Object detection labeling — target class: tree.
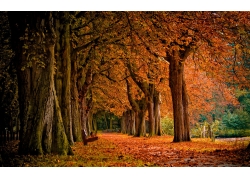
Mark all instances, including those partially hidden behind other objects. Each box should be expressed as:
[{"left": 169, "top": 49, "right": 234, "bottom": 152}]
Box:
[
  {"left": 126, "top": 78, "right": 147, "bottom": 136},
  {"left": 55, "top": 12, "right": 74, "bottom": 145},
  {"left": 72, "top": 12, "right": 129, "bottom": 137},
  {"left": 0, "top": 12, "right": 19, "bottom": 137},
  {"left": 125, "top": 12, "right": 250, "bottom": 142},
  {"left": 8, "top": 12, "right": 72, "bottom": 155}
]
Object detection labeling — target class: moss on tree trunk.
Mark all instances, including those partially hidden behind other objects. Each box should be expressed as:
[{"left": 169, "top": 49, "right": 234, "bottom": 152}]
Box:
[
  {"left": 8, "top": 12, "right": 72, "bottom": 155},
  {"left": 55, "top": 12, "right": 74, "bottom": 145}
]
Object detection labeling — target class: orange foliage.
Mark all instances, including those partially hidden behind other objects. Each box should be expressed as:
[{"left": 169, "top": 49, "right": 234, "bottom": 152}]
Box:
[
  {"left": 185, "top": 60, "right": 239, "bottom": 123},
  {"left": 81, "top": 12, "right": 250, "bottom": 125}
]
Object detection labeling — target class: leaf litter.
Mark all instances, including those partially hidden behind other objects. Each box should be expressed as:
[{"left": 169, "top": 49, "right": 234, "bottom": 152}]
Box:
[{"left": 0, "top": 133, "right": 250, "bottom": 167}]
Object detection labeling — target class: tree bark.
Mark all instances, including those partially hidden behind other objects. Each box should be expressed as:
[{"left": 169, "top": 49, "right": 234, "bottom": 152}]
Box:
[
  {"left": 134, "top": 111, "right": 139, "bottom": 135},
  {"left": 71, "top": 51, "right": 82, "bottom": 142},
  {"left": 55, "top": 12, "right": 74, "bottom": 145},
  {"left": 125, "top": 110, "right": 132, "bottom": 135},
  {"left": 154, "top": 91, "right": 162, "bottom": 136},
  {"left": 182, "top": 74, "right": 191, "bottom": 141},
  {"left": 8, "top": 12, "right": 72, "bottom": 155},
  {"left": 121, "top": 112, "right": 127, "bottom": 134},
  {"left": 78, "top": 66, "right": 92, "bottom": 136},
  {"left": 130, "top": 110, "right": 136, "bottom": 135},
  {"left": 147, "top": 83, "right": 155, "bottom": 137},
  {"left": 168, "top": 49, "right": 191, "bottom": 142},
  {"left": 127, "top": 63, "right": 157, "bottom": 136},
  {"left": 147, "top": 97, "right": 155, "bottom": 136},
  {"left": 137, "top": 106, "right": 147, "bottom": 137},
  {"left": 87, "top": 109, "right": 94, "bottom": 133},
  {"left": 126, "top": 79, "right": 146, "bottom": 136}
]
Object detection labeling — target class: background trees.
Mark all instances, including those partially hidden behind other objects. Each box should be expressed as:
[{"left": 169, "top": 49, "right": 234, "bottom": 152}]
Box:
[{"left": 0, "top": 12, "right": 19, "bottom": 139}]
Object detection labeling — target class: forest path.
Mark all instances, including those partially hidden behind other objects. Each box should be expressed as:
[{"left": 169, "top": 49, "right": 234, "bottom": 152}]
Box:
[
  {"left": 99, "top": 133, "right": 250, "bottom": 167},
  {"left": 1, "top": 133, "right": 250, "bottom": 167}
]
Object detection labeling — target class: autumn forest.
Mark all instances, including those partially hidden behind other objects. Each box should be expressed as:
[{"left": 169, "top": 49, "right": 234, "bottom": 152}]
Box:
[{"left": 1, "top": 11, "right": 250, "bottom": 167}]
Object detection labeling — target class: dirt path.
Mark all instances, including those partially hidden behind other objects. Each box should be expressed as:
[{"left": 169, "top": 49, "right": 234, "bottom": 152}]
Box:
[
  {"left": 216, "top": 137, "right": 250, "bottom": 142},
  {"left": 100, "top": 133, "right": 250, "bottom": 167}
]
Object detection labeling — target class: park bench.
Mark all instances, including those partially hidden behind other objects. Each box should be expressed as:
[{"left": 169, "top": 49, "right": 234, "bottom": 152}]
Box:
[{"left": 82, "top": 130, "right": 98, "bottom": 146}]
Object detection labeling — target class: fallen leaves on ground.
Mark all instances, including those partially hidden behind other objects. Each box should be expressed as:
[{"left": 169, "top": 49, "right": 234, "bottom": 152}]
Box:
[
  {"left": 100, "top": 133, "right": 250, "bottom": 167},
  {"left": 1, "top": 133, "right": 250, "bottom": 167}
]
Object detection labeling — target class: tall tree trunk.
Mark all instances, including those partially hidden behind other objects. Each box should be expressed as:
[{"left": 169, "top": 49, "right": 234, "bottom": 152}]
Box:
[
  {"left": 87, "top": 109, "right": 94, "bottom": 133},
  {"left": 71, "top": 51, "right": 82, "bottom": 142},
  {"left": 137, "top": 108, "right": 146, "bottom": 137},
  {"left": 125, "top": 79, "right": 146, "bottom": 136},
  {"left": 147, "top": 83, "right": 155, "bottom": 137},
  {"left": 78, "top": 66, "right": 92, "bottom": 136},
  {"left": 130, "top": 110, "right": 136, "bottom": 135},
  {"left": 55, "top": 12, "right": 74, "bottom": 145},
  {"left": 154, "top": 91, "right": 162, "bottom": 136},
  {"left": 134, "top": 111, "right": 139, "bottom": 135},
  {"left": 8, "top": 12, "right": 72, "bottom": 155},
  {"left": 52, "top": 85, "right": 73, "bottom": 155},
  {"left": 125, "top": 110, "right": 131, "bottom": 134},
  {"left": 84, "top": 87, "right": 93, "bottom": 135},
  {"left": 168, "top": 49, "right": 191, "bottom": 142},
  {"left": 127, "top": 63, "right": 156, "bottom": 136},
  {"left": 182, "top": 78, "right": 191, "bottom": 141},
  {"left": 147, "top": 97, "right": 155, "bottom": 136},
  {"left": 80, "top": 97, "right": 88, "bottom": 134}
]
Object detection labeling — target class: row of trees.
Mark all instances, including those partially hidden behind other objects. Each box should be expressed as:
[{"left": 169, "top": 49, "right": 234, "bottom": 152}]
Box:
[
  {"left": 0, "top": 12, "right": 19, "bottom": 134},
  {"left": 1, "top": 12, "right": 250, "bottom": 155}
]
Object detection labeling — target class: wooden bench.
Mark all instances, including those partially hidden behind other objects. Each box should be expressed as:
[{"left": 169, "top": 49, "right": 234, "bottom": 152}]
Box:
[{"left": 82, "top": 130, "right": 98, "bottom": 146}]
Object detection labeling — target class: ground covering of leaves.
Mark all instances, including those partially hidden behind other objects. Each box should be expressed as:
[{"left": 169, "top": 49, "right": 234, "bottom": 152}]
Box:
[{"left": 1, "top": 133, "right": 250, "bottom": 167}]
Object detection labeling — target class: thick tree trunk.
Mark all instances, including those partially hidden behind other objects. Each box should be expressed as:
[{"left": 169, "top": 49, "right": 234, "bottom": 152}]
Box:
[
  {"left": 55, "top": 12, "right": 74, "bottom": 145},
  {"left": 125, "top": 110, "right": 134, "bottom": 135},
  {"left": 52, "top": 85, "right": 73, "bottom": 155},
  {"left": 137, "top": 109, "right": 146, "bottom": 137},
  {"left": 8, "top": 12, "right": 72, "bottom": 155},
  {"left": 134, "top": 111, "right": 139, "bottom": 135},
  {"left": 182, "top": 69, "right": 191, "bottom": 141},
  {"left": 168, "top": 50, "right": 191, "bottom": 142},
  {"left": 125, "top": 111, "right": 130, "bottom": 133},
  {"left": 147, "top": 98, "right": 155, "bottom": 137}
]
